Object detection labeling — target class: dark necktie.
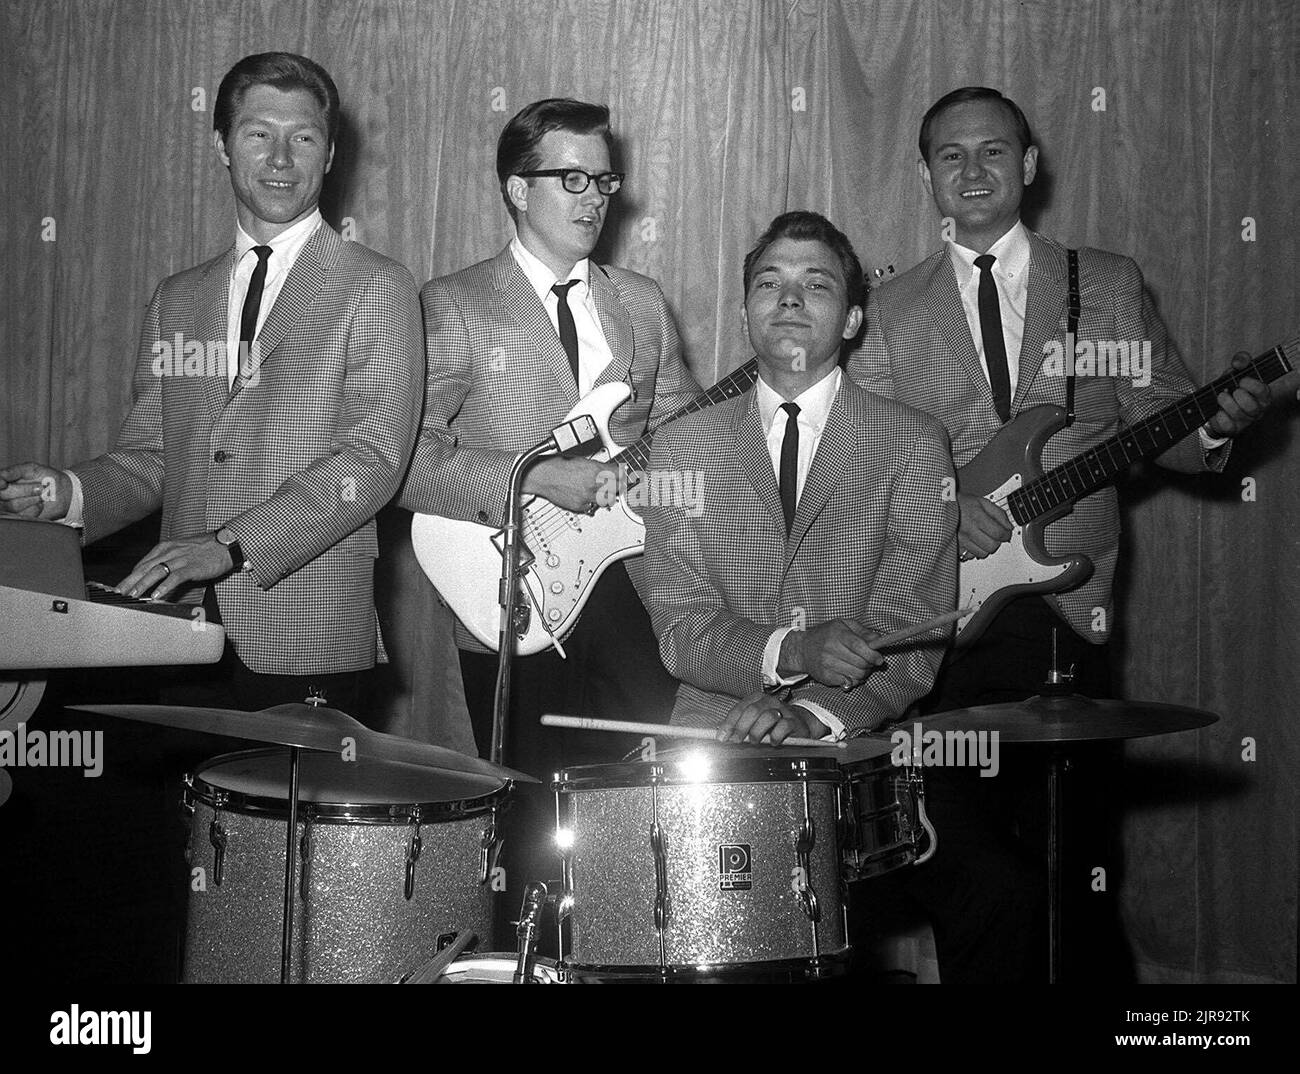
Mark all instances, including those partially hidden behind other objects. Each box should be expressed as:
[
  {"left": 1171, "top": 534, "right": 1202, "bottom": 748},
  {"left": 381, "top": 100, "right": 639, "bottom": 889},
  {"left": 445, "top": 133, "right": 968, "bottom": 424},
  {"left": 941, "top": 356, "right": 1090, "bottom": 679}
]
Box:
[
  {"left": 552, "top": 280, "right": 581, "bottom": 385},
  {"left": 240, "top": 245, "right": 273, "bottom": 345},
  {"left": 779, "top": 402, "right": 801, "bottom": 533},
  {"left": 974, "top": 253, "right": 1011, "bottom": 422}
]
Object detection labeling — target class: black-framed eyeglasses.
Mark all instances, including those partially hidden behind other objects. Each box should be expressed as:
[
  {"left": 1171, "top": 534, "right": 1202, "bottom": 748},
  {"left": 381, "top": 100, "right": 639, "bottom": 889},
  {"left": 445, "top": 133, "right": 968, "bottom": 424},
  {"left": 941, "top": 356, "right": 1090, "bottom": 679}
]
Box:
[{"left": 515, "top": 169, "right": 624, "bottom": 195}]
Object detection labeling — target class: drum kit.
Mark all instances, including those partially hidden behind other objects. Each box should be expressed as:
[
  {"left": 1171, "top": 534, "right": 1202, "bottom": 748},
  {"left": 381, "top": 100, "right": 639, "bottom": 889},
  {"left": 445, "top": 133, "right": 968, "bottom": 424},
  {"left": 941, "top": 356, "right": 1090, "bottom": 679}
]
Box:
[{"left": 73, "top": 689, "right": 1214, "bottom": 984}]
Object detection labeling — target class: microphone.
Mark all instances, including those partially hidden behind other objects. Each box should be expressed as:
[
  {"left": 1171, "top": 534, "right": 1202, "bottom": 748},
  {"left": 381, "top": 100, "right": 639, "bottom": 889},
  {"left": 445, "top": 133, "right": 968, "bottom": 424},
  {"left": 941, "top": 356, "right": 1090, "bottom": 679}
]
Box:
[{"left": 547, "top": 415, "right": 600, "bottom": 456}]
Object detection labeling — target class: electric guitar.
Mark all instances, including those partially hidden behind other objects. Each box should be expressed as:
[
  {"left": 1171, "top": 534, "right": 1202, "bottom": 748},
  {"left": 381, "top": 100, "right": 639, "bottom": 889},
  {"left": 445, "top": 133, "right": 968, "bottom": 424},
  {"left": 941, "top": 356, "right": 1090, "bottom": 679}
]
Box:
[
  {"left": 955, "top": 338, "right": 1297, "bottom": 646},
  {"left": 412, "top": 361, "right": 760, "bottom": 654}
]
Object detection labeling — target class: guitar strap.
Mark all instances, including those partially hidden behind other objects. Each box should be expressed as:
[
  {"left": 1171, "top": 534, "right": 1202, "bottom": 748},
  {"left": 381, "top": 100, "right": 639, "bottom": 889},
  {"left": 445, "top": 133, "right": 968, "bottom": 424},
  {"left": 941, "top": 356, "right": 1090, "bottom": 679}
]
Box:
[{"left": 1065, "top": 248, "right": 1080, "bottom": 427}]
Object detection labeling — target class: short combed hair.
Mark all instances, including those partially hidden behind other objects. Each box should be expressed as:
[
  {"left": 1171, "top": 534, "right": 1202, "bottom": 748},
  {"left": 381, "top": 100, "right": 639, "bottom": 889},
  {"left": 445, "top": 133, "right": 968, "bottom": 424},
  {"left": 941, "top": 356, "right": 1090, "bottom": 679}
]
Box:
[
  {"left": 214, "top": 53, "right": 340, "bottom": 145},
  {"left": 742, "top": 211, "right": 866, "bottom": 310},
  {"left": 918, "top": 86, "right": 1034, "bottom": 161},
  {"left": 496, "top": 98, "right": 613, "bottom": 219}
]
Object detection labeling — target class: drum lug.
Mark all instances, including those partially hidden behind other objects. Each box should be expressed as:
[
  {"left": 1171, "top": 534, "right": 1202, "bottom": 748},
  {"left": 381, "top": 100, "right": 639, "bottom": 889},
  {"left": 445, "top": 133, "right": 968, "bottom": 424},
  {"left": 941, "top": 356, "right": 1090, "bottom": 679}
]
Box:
[
  {"left": 650, "top": 820, "right": 669, "bottom": 931},
  {"left": 209, "top": 815, "right": 228, "bottom": 887},
  {"left": 299, "top": 819, "right": 314, "bottom": 899},
  {"left": 910, "top": 767, "right": 938, "bottom": 865},
  {"left": 180, "top": 773, "right": 195, "bottom": 817},
  {"left": 479, "top": 812, "right": 501, "bottom": 886},
  {"left": 794, "top": 817, "right": 821, "bottom": 923},
  {"left": 404, "top": 811, "right": 423, "bottom": 901}
]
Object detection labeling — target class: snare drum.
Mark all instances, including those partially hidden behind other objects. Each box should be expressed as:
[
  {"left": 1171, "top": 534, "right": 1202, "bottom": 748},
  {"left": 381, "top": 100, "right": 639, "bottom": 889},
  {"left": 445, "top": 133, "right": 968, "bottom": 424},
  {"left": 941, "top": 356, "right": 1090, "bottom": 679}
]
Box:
[
  {"left": 553, "top": 749, "right": 849, "bottom": 980},
  {"left": 181, "top": 748, "right": 509, "bottom": 983},
  {"left": 840, "top": 738, "right": 930, "bottom": 881}
]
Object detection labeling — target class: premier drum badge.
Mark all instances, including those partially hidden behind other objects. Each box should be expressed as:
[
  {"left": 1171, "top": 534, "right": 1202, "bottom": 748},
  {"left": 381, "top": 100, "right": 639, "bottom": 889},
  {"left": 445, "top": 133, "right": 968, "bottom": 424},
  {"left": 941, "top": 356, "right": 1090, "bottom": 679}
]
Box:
[{"left": 718, "top": 844, "right": 752, "bottom": 890}]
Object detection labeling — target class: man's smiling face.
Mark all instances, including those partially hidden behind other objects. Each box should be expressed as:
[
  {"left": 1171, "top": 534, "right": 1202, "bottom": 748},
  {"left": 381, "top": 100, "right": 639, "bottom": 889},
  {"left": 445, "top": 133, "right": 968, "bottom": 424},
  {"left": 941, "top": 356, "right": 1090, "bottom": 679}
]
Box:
[
  {"left": 215, "top": 84, "right": 333, "bottom": 243},
  {"left": 742, "top": 237, "right": 863, "bottom": 382},
  {"left": 920, "top": 98, "right": 1037, "bottom": 253}
]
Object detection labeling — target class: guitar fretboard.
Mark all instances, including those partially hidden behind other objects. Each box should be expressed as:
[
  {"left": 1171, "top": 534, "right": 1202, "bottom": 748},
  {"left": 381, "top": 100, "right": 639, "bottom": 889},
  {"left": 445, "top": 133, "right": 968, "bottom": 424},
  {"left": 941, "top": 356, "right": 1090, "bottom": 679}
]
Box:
[
  {"left": 1009, "top": 338, "right": 1296, "bottom": 525},
  {"left": 618, "top": 359, "right": 760, "bottom": 472}
]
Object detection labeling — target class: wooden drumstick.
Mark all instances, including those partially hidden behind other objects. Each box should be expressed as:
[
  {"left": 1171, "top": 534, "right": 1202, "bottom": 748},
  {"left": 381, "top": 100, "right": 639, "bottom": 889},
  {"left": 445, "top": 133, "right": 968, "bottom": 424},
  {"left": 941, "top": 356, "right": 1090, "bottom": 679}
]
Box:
[
  {"left": 541, "top": 713, "right": 843, "bottom": 750},
  {"left": 868, "top": 607, "right": 972, "bottom": 649}
]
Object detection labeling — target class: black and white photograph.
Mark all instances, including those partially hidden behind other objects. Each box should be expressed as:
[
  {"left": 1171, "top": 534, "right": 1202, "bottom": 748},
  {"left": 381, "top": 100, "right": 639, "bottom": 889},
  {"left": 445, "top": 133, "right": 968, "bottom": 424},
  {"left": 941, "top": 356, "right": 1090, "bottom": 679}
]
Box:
[{"left": 0, "top": 0, "right": 1294, "bottom": 1052}]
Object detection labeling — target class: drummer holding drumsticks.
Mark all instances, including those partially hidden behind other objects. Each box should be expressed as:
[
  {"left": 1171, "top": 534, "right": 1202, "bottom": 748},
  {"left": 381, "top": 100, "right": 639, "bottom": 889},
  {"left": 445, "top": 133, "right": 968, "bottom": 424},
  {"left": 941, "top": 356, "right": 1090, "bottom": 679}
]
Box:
[{"left": 643, "top": 211, "right": 959, "bottom": 746}]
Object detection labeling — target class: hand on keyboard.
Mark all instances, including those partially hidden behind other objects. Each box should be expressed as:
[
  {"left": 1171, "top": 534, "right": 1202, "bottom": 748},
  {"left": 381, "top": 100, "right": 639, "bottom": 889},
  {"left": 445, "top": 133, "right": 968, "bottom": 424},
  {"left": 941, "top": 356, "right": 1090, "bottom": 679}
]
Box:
[{"left": 120, "top": 531, "right": 239, "bottom": 600}]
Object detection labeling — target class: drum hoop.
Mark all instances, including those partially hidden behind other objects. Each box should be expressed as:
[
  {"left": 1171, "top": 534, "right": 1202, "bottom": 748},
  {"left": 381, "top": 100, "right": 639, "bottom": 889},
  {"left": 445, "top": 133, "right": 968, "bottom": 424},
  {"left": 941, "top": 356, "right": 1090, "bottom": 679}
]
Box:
[
  {"left": 553, "top": 756, "right": 844, "bottom": 791},
  {"left": 842, "top": 754, "right": 915, "bottom": 777},
  {"left": 185, "top": 748, "right": 511, "bottom": 823},
  {"left": 560, "top": 949, "right": 851, "bottom": 981}
]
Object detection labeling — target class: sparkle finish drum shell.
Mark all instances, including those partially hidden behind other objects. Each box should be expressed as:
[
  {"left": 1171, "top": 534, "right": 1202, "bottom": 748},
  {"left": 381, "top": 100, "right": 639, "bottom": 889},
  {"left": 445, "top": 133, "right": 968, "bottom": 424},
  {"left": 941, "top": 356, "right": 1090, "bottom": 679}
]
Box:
[
  {"left": 554, "top": 752, "right": 849, "bottom": 980},
  {"left": 182, "top": 748, "right": 509, "bottom": 983}
]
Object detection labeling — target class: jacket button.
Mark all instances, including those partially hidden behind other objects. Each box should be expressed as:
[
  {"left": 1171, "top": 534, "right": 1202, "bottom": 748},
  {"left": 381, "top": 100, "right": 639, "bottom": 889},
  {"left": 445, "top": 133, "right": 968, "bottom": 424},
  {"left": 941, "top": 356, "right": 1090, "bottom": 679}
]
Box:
[{"left": 213, "top": 450, "right": 229, "bottom": 463}]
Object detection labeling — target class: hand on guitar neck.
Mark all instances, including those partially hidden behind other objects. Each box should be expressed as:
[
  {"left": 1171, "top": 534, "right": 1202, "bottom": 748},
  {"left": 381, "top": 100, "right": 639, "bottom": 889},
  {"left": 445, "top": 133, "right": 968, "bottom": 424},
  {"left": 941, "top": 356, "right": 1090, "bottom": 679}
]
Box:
[
  {"left": 957, "top": 350, "right": 1274, "bottom": 562},
  {"left": 1203, "top": 350, "right": 1275, "bottom": 438},
  {"left": 522, "top": 456, "right": 618, "bottom": 514}
]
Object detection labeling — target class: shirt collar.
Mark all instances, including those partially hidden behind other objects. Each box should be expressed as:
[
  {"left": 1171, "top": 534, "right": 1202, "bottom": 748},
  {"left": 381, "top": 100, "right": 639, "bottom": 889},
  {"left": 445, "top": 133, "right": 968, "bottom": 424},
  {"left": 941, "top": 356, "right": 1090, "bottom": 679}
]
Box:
[
  {"left": 235, "top": 208, "right": 323, "bottom": 264},
  {"left": 947, "top": 219, "right": 1031, "bottom": 291},
  {"left": 510, "top": 235, "right": 591, "bottom": 303},
  {"left": 756, "top": 365, "right": 842, "bottom": 436}
]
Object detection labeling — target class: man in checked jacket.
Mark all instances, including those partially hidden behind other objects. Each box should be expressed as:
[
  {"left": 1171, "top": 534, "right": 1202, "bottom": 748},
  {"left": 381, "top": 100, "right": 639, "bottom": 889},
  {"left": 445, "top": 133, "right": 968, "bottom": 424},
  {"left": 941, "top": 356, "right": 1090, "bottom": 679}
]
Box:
[
  {"left": 398, "top": 98, "right": 699, "bottom": 937},
  {"left": 846, "top": 87, "right": 1270, "bottom": 982},
  {"left": 0, "top": 53, "right": 422, "bottom": 716},
  {"left": 644, "top": 210, "right": 958, "bottom": 744}
]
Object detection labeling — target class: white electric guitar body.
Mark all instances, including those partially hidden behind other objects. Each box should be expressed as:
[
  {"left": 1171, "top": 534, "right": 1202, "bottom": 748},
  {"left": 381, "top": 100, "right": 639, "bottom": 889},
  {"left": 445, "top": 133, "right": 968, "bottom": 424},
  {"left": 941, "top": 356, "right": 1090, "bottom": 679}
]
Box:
[{"left": 411, "top": 362, "right": 759, "bottom": 654}]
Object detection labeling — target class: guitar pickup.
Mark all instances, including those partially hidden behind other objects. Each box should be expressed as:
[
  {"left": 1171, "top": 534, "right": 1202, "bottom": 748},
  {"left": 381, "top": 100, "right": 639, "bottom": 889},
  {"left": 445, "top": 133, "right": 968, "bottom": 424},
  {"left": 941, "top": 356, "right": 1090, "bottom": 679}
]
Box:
[{"left": 490, "top": 529, "right": 536, "bottom": 572}]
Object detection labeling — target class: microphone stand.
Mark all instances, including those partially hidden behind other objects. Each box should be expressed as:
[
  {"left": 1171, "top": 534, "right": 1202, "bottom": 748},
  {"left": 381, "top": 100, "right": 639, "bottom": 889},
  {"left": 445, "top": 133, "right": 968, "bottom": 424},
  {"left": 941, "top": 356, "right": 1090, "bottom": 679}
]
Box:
[{"left": 490, "top": 416, "right": 600, "bottom": 766}]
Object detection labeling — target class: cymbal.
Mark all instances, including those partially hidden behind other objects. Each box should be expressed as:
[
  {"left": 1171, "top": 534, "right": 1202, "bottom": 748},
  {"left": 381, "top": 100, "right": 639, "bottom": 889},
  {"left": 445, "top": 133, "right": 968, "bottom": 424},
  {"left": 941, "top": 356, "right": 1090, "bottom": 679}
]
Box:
[
  {"left": 916, "top": 693, "right": 1218, "bottom": 744},
  {"left": 69, "top": 702, "right": 538, "bottom": 783}
]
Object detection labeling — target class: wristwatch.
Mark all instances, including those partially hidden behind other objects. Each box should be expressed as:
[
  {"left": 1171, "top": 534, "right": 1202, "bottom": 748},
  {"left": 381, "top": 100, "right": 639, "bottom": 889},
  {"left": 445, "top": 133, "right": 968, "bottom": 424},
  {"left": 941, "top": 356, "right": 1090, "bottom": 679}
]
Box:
[{"left": 215, "top": 526, "right": 249, "bottom": 572}]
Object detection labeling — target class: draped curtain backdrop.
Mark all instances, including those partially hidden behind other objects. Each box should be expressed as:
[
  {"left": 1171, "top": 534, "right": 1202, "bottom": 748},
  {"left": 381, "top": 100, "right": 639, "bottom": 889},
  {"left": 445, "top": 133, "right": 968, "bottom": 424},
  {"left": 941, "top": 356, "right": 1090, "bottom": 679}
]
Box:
[{"left": 1, "top": 0, "right": 1295, "bottom": 984}]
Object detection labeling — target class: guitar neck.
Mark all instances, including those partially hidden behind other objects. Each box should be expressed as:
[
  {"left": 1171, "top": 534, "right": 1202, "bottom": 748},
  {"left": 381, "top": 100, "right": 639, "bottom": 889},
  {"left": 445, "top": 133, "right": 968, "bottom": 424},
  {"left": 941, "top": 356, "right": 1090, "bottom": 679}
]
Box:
[
  {"left": 1010, "top": 338, "right": 1297, "bottom": 524},
  {"left": 618, "top": 359, "right": 760, "bottom": 470}
]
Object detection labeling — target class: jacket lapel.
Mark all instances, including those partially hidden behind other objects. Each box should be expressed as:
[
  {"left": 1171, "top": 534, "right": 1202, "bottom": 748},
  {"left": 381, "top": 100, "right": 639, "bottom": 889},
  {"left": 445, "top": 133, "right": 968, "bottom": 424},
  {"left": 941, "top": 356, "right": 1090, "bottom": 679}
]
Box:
[
  {"left": 229, "top": 223, "right": 335, "bottom": 400},
  {"left": 924, "top": 253, "right": 997, "bottom": 415},
  {"left": 784, "top": 384, "right": 855, "bottom": 568},
  {"left": 1013, "top": 231, "right": 1068, "bottom": 414},
  {"left": 589, "top": 263, "right": 635, "bottom": 391},
  {"left": 491, "top": 246, "right": 580, "bottom": 406},
  {"left": 196, "top": 247, "right": 235, "bottom": 416},
  {"left": 734, "top": 391, "right": 786, "bottom": 538}
]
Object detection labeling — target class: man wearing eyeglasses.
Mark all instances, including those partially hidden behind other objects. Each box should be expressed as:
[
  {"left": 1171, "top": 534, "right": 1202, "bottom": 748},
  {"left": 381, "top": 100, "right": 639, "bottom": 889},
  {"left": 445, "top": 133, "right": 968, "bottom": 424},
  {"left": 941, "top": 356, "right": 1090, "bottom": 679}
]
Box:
[{"left": 399, "top": 98, "right": 697, "bottom": 930}]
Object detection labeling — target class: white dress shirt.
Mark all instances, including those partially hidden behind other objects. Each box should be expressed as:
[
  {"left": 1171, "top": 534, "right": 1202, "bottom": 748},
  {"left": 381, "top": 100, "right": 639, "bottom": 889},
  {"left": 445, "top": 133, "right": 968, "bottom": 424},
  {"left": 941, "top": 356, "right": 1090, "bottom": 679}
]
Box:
[
  {"left": 510, "top": 235, "right": 613, "bottom": 396},
  {"left": 225, "top": 209, "right": 323, "bottom": 387},
  {"left": 948, "top": 219, "right": 1031, "bottom": 401},
  {"left": 948, "top": 219, "right": 1225, "bottom": 450},
  {"left": 63, "top": 210, "right": 325, "bottom": 527},
  {"left": 755, "top": 365, "right": 845, "bottom": 740}
]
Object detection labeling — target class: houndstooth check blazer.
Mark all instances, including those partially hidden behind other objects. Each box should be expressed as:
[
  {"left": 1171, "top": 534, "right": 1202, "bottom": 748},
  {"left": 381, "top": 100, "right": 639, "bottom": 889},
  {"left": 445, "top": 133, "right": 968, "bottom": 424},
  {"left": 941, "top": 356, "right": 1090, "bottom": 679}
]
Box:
[
  {"left": 848, "top": 230, "right": 1223, "bottom": 643},
  {"left": 75, "top": 223, "right": 423, "bottom": 674},
  {"left": 644, "top": 375, "right": 958, "bottom": 733},
  {"left": 398, "top": 244, "right": 700, "bottom": 649}
]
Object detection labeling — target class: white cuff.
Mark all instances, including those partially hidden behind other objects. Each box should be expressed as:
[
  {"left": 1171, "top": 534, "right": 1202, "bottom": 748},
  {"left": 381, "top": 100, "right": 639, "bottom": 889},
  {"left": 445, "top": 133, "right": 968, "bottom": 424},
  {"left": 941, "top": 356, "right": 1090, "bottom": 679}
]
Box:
[
  {"left": 789, "top": 699, "right": 846, "bottom": 742},
  {"left": 1199, "top": 425, "right": 1229, "bottom": 452},
  {"left": 62, "top": 470, "right": 85, "bottom": 528},
  {"left": 762, "top": 626, "right": 808, "bottom": 688}
]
